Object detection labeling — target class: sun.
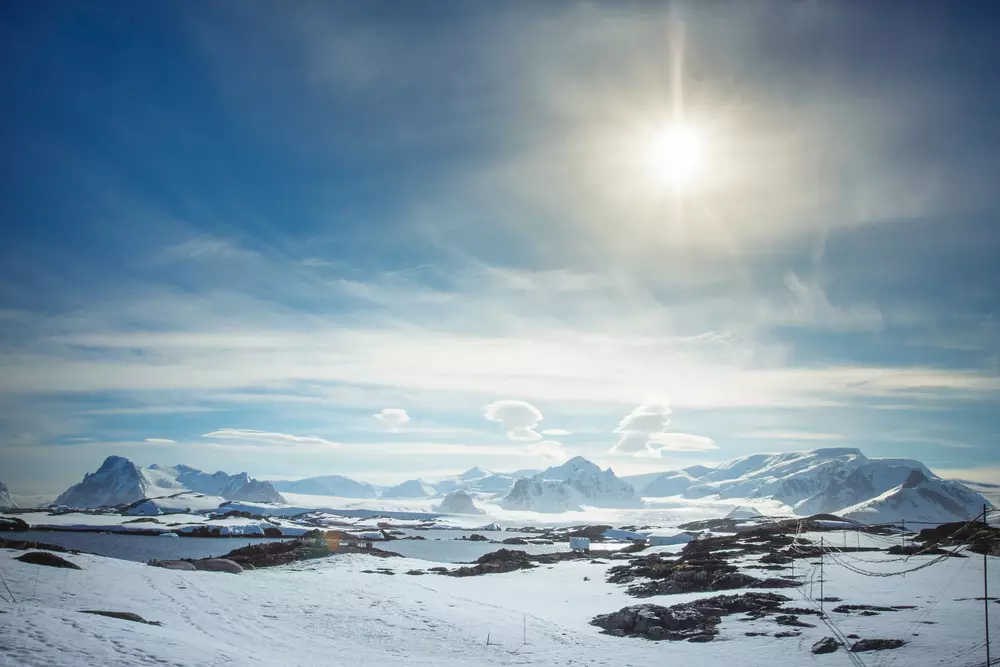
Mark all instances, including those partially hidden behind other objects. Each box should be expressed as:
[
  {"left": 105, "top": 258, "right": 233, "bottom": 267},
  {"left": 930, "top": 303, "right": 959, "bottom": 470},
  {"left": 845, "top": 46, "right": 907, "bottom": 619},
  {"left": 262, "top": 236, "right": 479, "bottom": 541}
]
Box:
[{"left": 646, "top": 125, "right": 705, "bottom": 189}]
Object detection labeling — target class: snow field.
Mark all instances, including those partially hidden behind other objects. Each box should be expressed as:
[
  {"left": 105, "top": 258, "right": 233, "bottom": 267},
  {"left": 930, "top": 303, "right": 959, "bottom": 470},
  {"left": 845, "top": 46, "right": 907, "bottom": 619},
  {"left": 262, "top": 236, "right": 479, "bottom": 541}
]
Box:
[{"left": 3, "top": 537, "right": 998, "bottom": 667}]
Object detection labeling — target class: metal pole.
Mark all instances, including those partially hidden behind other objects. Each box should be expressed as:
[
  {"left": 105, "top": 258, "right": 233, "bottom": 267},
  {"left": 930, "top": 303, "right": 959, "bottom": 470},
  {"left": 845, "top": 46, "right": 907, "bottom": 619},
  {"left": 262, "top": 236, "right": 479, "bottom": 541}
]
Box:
[
  {"left": 820, "top": 536, "right": 825, "bottom": 616},
  {"left": 985, "top": 505, "right": 991, "bottom": 667}
]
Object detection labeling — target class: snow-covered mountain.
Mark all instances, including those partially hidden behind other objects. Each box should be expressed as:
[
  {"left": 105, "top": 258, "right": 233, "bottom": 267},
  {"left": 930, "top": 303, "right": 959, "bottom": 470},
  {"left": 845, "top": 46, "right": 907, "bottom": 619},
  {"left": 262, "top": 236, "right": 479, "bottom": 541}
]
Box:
[
  {"left": 271, "top": 475, "right": 379, "bottom": 498},
  {"left": 0, "top": 480, "right": 15, "bottom": 508},
  {"left": 380, "top": 479, "right": 437, "bottom": 499},
  {"left": 55, "top": 456, "right": 284, "bottom": 508},
  {"left": 841, "top": 469, "right": 991, "bottom": 524},
  {"left": 625, "top": 448, "right": 990, "bottom": 523},
  {"left": 430, "top": 467, "right": 493, "bottom": 494},
  {"left": 501, "top": 457, "right": 641, "bottom": 512},
  {"left": 55, "top": 456, "right": 150, "bottom": 508},
  {"left": 434, "top": 490, "right": 484, "bottom": 515},
  {"left": 430, "top": 467, "right": 522, "bottom": 496}
]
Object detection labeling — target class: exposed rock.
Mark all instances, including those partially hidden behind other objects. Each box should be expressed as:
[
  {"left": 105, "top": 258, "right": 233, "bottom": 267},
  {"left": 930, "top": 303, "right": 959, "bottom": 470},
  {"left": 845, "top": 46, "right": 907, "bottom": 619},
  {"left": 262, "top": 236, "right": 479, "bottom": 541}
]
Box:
[
  {"left": 832, "top": 604, "right": 898, "bottom": 614},
  {"left": 850, "top": 639, "right": 906, "bottom": 652},
  {"left": 774, "top": 631, "right": 802, "bottom": 638},
  {"left": 149, "top": 560, "right": 197, "bottom": 571},
  {"left": 774, "top": 614, "right": 815, "bottom": 628},
  {"left": 467, "top": 534, "right": 488, "bottom": 542},
  {"left": 193, "top": 558, "right": 243, "bottom": 574},
  {"left": 0, "top": 517, "right": 30, "bottom": 531},
  {"left": 887, "top": 544, "right": 965, "bottom": 557},
  {"left": 15, "top": 552, "right": 81, "bottom": 569},
  {"left": 221, "top": 531, "right": 400, "bottom": 568},
  {"left": 812, "top": 637, "right": 840, "bottom": 653},
  {"left": 925, "top": 523, "right": 1000, "bottom": 557},
  {"left": 446, "top": 549, "right": 536, "bottom": 577},
  {"left": 80, "top": 610, "right": 161, "bottom": 625},
  {"left": 405, "top": 569, "right": 425, "bottom": 576},
  {"left": 0, "top": 536, "right": 74, "bottom": 552},
  {"left": 591, "top": 592, "right": 791, "bottom": 642},
  {"left": 608, "top": 554, "right": 799, "bottom": 597},
  {"left": 760, "top": 552, "right": 793, "bottom": 565},
  {"left": 502, "top": 537, "right": 529, "bottom": 545}
]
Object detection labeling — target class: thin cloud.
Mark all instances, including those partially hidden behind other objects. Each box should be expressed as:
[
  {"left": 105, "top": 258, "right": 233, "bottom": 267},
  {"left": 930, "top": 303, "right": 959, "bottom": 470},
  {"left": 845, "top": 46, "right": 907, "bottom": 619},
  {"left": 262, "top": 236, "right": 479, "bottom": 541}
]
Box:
[
  {"left": 374, "top": 408, "right": 410, "bottom": 432},
  {"left": 202, "top": 428, "right": 340, "bottom": 448},
  {"left": 782, "top": 272, "right": 883, "bottom": 332},
  {"left": 541, "top": 428, "right": 572, "bottom": 436},
  {"left": 144, "top": 438, "right": 177, "bottom": 444}
]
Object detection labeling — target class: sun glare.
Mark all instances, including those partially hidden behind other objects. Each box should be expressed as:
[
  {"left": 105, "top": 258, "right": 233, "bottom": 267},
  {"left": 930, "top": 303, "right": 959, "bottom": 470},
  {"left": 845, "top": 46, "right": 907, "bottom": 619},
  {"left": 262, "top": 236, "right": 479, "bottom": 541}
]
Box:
[{"left": 647, "top": 125, "right": 705, "bottom": 189}]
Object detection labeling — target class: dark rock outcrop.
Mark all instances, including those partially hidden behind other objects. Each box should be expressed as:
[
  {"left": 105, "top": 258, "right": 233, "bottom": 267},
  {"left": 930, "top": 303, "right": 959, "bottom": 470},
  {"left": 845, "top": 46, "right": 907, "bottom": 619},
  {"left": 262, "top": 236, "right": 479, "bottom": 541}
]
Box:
[
  {"left": 850, "top": 639, "right": 906, "bottom": 652},
  {"left": 591, "top": 592, "right": 792, "bottom": 642},
  {"left": 221, "top": 531, "right": 400, "bottom": 568},
  {"left": 812, "top": 637, "right": 841, "bottom": 654},
  {"left": 446, "top": 549, "right": 536, "bottom": 577},
  {"left": 832, "top": 604, "right": 898, "bottom": 614},
  {"left": 0, "top": 536, "right": 73, "bottom": 552},
  {"left": 774, "top": 614, "right": 814, "bottom": 628},
  {"left": 16, "top": 551, "right": 82, "bottom": 569},
  {"left": 80, "top": 610, "right": 161, "bottom": 625},
  {"left": 608, "top": 554, "right": 799, "bottom": 597},
  {"left": 0, "top": 517, "right": 29, "bottom": 532}
]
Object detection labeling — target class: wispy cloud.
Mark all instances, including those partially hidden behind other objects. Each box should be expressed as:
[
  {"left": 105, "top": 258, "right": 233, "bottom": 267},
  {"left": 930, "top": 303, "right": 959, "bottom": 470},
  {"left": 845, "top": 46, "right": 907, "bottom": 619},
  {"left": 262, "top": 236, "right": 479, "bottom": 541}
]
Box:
[
  {"left": 202, "top": 428, "right": 340, "bottom": 448},
  {"left": 781, "top": 272, "right": 883, "bottom": 332},
  {"left": 161, "top": 235, "right": 254, "bottom": 262},
  {"left": 144, "top": 438, "right": 177, "bottom": 444},
  {"left": 373, "top": 408, "right": 410, "bottom": 432}
]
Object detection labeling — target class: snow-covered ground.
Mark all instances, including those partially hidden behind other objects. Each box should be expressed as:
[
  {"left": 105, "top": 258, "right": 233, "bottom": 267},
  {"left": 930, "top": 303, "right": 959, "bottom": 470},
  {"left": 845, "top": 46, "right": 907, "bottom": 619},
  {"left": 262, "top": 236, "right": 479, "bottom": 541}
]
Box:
[{"left": 2, "top": 531, "right": 997, "bottom": 666}]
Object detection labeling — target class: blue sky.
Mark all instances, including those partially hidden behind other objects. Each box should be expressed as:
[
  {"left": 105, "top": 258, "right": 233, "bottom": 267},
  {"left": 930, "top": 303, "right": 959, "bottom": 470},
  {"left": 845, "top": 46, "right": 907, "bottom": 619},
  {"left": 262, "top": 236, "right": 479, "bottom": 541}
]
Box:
[{"left": 1, "top": 2, "right": 998, "bottom": 493}]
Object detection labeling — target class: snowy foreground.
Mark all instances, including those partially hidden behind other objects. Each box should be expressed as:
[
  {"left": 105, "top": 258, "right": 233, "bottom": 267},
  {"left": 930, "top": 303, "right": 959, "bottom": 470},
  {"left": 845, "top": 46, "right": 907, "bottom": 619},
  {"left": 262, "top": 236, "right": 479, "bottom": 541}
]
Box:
[{"left": 2, "top": 532, "right": 997, "bottom": 667}]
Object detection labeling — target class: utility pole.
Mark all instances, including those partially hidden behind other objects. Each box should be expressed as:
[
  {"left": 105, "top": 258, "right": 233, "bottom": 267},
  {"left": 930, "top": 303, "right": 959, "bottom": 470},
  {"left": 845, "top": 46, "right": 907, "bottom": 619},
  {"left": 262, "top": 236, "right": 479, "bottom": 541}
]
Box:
[
  {"left": 985, "top": 505, "right": 991, "bottom": 667},
  {"left": 820, "top": 536, "right": 825, "bottom": 616},
  {"left": 901, "top": 519, "right": 906, "bottom": 547}
]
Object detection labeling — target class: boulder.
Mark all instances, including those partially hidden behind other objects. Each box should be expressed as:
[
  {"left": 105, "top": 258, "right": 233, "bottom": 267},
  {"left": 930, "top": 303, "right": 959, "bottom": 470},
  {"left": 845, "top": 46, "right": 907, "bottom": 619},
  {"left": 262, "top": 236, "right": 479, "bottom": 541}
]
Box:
[
  {"left": 80, "top": 610, "right": 161, "bottom": 626},
  {"left": 149, "top": 560, "right": 197, "bottom": 571},
  {"left": 193, "top": 558, "right": 243, "bottom": 574},
  {"left": 812, "top": 637, "right": 841, "bottom": 654},
  {"left": 15, "top": 552, "right": 81, "bottom": 569},
  {"left": 850, "top": 639, "right": 906, "bottom": 652},
  {"left": 832, "top": 604, "right": 898, "bottom": 614},
  {"left": 774, "top": 614, "right": 815, "bottom": 628}
]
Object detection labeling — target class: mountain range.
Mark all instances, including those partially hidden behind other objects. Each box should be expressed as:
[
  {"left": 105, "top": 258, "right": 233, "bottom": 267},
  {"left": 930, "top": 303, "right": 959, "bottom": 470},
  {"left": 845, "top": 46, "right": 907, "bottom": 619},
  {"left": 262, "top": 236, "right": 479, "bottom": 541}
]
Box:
[
  {"left": 28, "top": 448, "right": 993, "bottom": 525},
  {"left": 623, "top": 447, "right": 987, "bottom": 523},
  {"left": 54, "top": 456, "right": 284, "bottom": 508},
  {"left": 501, "top": 456, "right": 642, "bottom": 512}
]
